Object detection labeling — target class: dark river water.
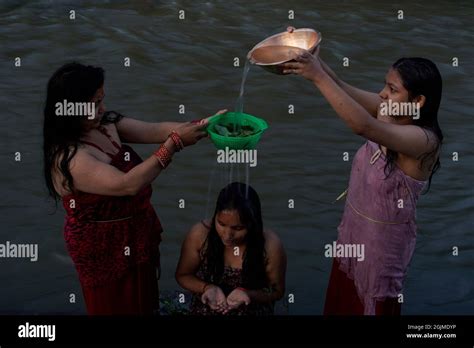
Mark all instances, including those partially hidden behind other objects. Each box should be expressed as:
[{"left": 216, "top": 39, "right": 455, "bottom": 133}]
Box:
[{"left": 0, "top": 0, "right": 473, "bottom": 314}]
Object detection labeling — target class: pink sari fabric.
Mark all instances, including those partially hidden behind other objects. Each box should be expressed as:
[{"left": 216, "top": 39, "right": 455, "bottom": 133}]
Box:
[{"left": 336, "top": 141, "right": 426, "bottom": 315}]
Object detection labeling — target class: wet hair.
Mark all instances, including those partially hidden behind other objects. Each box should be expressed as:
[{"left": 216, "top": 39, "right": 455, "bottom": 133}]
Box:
[
  {"left": 385, "top": 57, "right": 443, "bottom": 192},
  {"left": 200, "top": 182, "right": 267, "bottom": 289},
  {"left": 43, "top": 62, "right": 123, "bottom": 205}
]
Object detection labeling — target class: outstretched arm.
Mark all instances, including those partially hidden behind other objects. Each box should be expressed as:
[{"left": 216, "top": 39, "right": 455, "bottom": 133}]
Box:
[
  {"left": 116, "top": 118, "right": 182, "bottom": 144},
  {"left": 67, "top": 139, "right": 174, "bottom": 196},
  {"left": 115, "top": 109, "right": 227, "bottom": 144},
  {"left": 286, "top": 26, "right": 380, "bottom": 117},
  {"left": 282, "top": 50, "right": 437, "bottom": 159},
  {"left": 318, "top": 57, "right": 381, "bottom": 117}
]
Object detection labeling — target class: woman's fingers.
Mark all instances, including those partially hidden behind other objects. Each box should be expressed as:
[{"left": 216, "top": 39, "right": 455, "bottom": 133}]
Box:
[
  {"left": 190, "top": 122, "right": 207, "bottom": 132},
  {"left": 215, "top": 302, "right": 228, "bottom": 313},
  {"left": 282, "top": 62, "right": 302, "bottom": 69},
  {"left": 197, "top": 109, "right": 227, "bottom": 128},
  {"left": 209, "top": 299, "right": 221, "bottom": 310},
  {"left": 283, "top": 68, "right": 301, "bottom": 75},
  {"left": 295, "top": 53, "right": 311, "bottom": 62},
  {"left": 282, "top": 61, "right": 302, "bottom": 75},
  {"left": 287, "top": 26, "right": 295, "bottom": 33}
]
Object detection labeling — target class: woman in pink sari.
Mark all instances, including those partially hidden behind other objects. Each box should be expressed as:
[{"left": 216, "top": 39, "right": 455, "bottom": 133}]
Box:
[{"left": 284, "top": 29, "right": 443, "bottom": 315}]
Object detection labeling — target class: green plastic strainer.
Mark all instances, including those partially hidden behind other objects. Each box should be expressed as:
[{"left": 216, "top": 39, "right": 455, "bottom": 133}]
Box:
[{"left": 206, "top": 112, "right": 269, "bottom": 150}]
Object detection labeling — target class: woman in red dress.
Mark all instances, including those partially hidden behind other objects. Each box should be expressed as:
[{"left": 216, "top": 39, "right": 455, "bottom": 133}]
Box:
[{"left": 43, "top": 62, "right": 225, "bottom": 315}]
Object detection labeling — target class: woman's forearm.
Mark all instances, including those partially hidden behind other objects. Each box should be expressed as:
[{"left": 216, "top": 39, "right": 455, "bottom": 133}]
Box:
[
  {"left": 313, "top": 72, "right": 373, "bottom": 135},
  {"left": 320, "top": 58, "right": 379, "bottom": 116},
  {"left": 176, "top": 274, "right": 209, "bottom": 295},
  {"left": 320, "top": 57, "right": 341, "bottom": 86},
  {"left": 154, "top": 122, "right": 185, "bottom": 143},
  {"left": 122, "top": 138, "right": 176, "bottom": 195}
]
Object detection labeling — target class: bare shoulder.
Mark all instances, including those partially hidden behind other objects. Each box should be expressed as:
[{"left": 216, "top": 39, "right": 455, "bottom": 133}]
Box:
[
  {"left": 400, "top": 126, "right": 441, "bottom": 178},
  {"left": 185, "top": 221, "right": 211, "bottom": 247},
  {"left": 263, "top": 229, "right": 286, "bottom": 270},
  {"left": 264, "top": 229, "right": 285, "bottom": 253},
  {"left": 419, "top": 126, "right": 440, "bottom": 149}
]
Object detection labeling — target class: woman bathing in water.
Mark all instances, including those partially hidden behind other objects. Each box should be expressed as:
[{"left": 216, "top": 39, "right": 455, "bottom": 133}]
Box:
[
  {"left": 43, "top": 62, "right": 226, "bottom": 315},
  {"left": 176, "top": 182, "right": 287, "bottom": 315},
  {"left": 284, "top": 27, "right": 443, "bottom": 315}
]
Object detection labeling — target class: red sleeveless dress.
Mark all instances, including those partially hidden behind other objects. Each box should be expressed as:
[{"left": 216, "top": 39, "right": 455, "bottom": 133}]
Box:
[{"left": 62, "top": 126, "right": 163, "bottom": 315}]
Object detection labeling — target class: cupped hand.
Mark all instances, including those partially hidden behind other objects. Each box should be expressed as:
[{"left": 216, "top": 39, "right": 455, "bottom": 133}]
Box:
[
  {"left": 222, "top": 288, "right": 251, "bottom": 314},
  {"left": 201, "top": 285, "right": 228, "bottom": 313}
]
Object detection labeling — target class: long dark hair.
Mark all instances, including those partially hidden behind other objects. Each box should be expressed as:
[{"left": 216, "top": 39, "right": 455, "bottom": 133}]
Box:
[
  {"left": 43, "top": 62, "right": 104, "bottom": 204},
  {"left": 384, "top": 57, "right": 443, "bottom": 192},
  {"left": 201, "top": 182, "right": 267, "bottom": 289}
]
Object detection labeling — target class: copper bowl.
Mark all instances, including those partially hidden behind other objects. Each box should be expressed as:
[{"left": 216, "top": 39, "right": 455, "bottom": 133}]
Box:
[{"left": 247, "top": 28, "right": 322, "bottom": 75}]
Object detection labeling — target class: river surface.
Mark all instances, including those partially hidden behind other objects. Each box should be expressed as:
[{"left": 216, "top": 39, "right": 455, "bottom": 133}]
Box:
[{"left": 0, "top": 0, "right": 472, "bottom": 314}]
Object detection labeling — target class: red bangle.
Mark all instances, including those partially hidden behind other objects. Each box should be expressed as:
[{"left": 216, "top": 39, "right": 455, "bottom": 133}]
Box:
[
  {"left": 236, "top": 287, "right": 248, "bottom": 293},
  {"left": 169, "top": 131, "right": 184, "bottom": 151},
  {"left": 153, "top": 144, "right": 172, "bottom": 168}
]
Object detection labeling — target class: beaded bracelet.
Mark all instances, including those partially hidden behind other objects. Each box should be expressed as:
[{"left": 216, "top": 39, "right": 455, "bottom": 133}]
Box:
[
  {"left": 169, "top": 131, "right": 184, "bottom": 151},
  {"left": 153, "top": 144, "right": 172, "bottom": 168}
]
